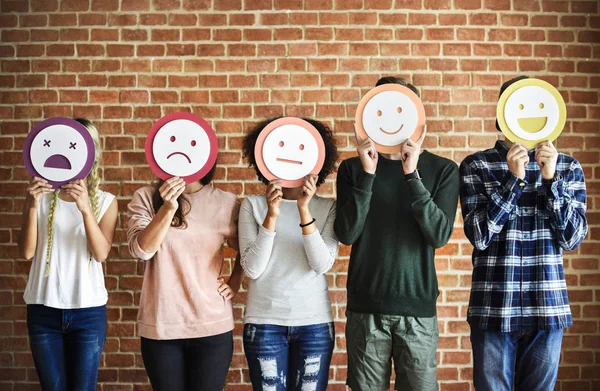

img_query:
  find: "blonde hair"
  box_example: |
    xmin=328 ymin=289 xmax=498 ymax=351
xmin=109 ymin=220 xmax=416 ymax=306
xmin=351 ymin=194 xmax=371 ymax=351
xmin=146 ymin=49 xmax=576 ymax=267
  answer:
xmin=44 ymin=118 xmax=102 ymax=277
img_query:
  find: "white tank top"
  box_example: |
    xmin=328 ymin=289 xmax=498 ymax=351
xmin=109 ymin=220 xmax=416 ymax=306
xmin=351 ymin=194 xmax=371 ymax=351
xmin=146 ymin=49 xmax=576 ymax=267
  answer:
xmin=24 ymin=190 xmax=115 ymax=309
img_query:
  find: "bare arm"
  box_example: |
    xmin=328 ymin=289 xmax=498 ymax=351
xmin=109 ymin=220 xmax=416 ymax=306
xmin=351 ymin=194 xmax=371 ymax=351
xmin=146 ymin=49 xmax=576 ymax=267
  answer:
xmin=83 ymin=199 xmax=118 ymax=262
xmin=18 ymin=178 xmax=53 ymax=260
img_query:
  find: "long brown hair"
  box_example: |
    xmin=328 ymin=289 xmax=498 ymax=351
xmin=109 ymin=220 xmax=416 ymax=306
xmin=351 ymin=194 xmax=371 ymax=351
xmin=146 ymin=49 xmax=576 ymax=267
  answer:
xmin=151 ymin=165 xmax=216 ymax=229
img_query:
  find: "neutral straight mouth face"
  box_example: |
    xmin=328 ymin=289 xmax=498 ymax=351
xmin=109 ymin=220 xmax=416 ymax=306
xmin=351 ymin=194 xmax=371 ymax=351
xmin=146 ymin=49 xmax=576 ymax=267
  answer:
xmin=379 ymin=123 xmax=404 ymax=135
xmin=276 ymin=157 xmax=303 ymax=165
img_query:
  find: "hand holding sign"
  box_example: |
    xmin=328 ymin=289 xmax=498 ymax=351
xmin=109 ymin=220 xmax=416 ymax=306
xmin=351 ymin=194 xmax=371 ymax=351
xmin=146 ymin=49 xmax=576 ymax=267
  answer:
xmin=356 ymin=133 xmax=378 ymax=175
xmin=355 ymin=84 xmax=426 ymax=154
xmin=145 ymin=112 xmax=218 ymax=184
xmin=23 ymin=118 xmax=96 ymax=189
xmin=400 ymin=125 xmax=427 ymax=174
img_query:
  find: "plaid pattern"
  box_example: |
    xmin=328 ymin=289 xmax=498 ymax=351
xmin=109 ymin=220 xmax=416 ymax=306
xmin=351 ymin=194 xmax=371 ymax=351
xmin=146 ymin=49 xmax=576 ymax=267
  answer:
xmin=460 ymin=141 xmax=588 ymax=332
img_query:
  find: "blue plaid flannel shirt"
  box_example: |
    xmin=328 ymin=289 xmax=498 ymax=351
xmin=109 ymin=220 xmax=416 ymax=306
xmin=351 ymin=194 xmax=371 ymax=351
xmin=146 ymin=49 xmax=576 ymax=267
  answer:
xmin=460 ymin=141 xmax=587 ymax=332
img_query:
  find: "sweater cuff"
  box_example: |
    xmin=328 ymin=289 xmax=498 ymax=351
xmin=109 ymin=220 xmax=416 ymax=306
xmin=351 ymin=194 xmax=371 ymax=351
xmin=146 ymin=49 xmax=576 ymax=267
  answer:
xmin=258 ymin=225 xmax=276 ymax=238
xmin=501 ymin=172 xmax=526 ymax=200
xmin=131 ymin=237 xmax=156 ymax=261
xmin=356 ymin=171 xmax=375 ymax=191
xmin=407 ymin=178 xmax=429 ymax=200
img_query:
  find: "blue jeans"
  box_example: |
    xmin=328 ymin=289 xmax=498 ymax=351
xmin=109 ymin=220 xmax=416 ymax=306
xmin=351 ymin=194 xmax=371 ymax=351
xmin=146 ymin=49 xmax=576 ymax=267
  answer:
xmin=243 ymin=323 xmax=335 ymax=391
xmin=470 ymin=325 xmax=563 ymax=391
xmin=27 ymin=304 xmax=107 ymax=391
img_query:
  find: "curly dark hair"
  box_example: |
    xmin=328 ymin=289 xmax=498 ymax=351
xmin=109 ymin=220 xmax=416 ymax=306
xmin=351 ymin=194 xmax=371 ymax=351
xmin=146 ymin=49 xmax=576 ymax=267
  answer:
xmin=242 ymin=117 xmax=338 ymax=187
xmin=151 ymin=165 xmax=216 ymax=229
xmin=376 ymin=76 xmax=420 ymax=98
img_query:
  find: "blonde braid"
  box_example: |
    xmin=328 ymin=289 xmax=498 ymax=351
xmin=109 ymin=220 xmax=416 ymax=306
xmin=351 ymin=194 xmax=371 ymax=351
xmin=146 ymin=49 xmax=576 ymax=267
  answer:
xmin=86 ymin=160 xmax=101 ymax=269
xmin=44 ymin=190 xmax=59 ymax=277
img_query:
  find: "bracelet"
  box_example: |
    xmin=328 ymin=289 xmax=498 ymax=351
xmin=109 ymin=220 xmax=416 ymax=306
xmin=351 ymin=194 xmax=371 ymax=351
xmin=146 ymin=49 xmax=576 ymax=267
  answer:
xmin=300 ymin=218 xmax=316 ymax=228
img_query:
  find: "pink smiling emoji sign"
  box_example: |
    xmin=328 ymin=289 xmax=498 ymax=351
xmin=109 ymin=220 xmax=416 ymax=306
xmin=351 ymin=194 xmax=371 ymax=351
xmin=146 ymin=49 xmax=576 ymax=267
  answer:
xmin=254 ymin=117 xmax=326 ymax=188
xmin=145 ymin=113 xmax=218 ymax=183
xmin=355 ymin=84 xmax=426 ymax=154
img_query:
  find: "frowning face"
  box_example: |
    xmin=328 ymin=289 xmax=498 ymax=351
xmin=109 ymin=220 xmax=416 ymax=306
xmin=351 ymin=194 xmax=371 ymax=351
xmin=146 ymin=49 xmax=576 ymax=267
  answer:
xmin=355 ymin=84 xmax=426 ymax=154
xmin=23 ymin=118 xmax=96 ymax=189
xmin=497 ymin=78 xmax=566 ymax=149
xmin=254 ymin=118 xmax=326 ymax=188
xmin=146 ymin=113 xmax=218 ymax=183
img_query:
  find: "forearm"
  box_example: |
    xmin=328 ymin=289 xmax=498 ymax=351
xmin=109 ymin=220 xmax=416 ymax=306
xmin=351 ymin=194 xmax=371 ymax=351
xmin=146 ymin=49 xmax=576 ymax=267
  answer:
xmin=545 ymin=179 xmax=588 ymax=251
xmin=82 ymin=211 xmax=112 ymax=262
xmin=334 ymin=170 xmax=374 ymax=245
xmin=18 ymin=203 xmax=38 ymax=260
xmin=227 ymin=253 xmax=244 ymax=290
xmin=409 ymin=179 xmax=457 ymax=248
xmin=299 ymin=207 xmax=316 ymax=235
xmin=136 ymin=205 xmax=176 ymax=254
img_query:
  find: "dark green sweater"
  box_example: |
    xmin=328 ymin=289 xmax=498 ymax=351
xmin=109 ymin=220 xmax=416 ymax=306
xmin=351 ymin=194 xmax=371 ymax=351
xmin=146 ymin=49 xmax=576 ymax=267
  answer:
xmin=334 ymin=152 xmax=459 ymax=317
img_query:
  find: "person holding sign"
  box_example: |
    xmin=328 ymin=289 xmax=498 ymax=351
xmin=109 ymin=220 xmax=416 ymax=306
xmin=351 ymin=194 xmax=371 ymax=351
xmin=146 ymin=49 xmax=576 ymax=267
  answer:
xmin=238 ymin=117 xmax=339 ymax=391
xmin=460 ymin=76 xmax=588 ymax=391
xmin=126 ymin=113 xmax=242 ymax=391
xmin=335 ymin=77 xmax=459 ymax=391
xmin=20 ymin=118 xmax=118 ymax=391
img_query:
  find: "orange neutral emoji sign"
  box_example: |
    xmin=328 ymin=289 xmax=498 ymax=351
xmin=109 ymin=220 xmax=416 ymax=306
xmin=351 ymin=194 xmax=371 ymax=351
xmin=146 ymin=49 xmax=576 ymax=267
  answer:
xmin=254 ymin=117 xmax=326 ymax=188
xmin=496 ymin=78 xmax=566 ymax=149
xmin=355 ymin=84 xmax=426 ymax=154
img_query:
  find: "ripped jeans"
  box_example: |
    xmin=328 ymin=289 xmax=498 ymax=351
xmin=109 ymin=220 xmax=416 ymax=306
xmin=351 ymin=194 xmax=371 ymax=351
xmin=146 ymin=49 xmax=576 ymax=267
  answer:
xmin=243 ymin=322 xmax=335 ymax=391
xmin=27 ymin=304 xmax=106 ymax=391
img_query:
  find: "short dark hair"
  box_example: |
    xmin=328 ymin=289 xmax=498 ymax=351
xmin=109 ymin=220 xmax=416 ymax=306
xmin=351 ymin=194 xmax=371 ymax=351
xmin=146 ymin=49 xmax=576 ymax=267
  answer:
xmin=242 ymin=117 xmax=338 ymax=187
xmin=496 ymin=75 xmax=529 ymax=131
xmin=376 ymin=76 xmax=420 ymax=97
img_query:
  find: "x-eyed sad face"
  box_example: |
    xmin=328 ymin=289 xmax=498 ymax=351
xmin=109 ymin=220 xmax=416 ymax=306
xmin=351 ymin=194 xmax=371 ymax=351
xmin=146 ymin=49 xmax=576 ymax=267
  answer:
xmin=355 ymin=84 xmax=426 ymax=154
xmin=24 ymin=118 xmax=96 ymax=189
xmin=146 ymin=113 xmax=218 ymax=183
xmin=255 ymin=118 xmax=326 ymax=188
xmin=497 ymin=79 xmax=566 ymax=149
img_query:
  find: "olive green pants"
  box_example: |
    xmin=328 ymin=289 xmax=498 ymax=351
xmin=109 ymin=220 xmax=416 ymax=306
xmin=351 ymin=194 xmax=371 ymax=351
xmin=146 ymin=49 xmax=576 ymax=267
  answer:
xmin=346 ymin=311 xmax=439 ymax=391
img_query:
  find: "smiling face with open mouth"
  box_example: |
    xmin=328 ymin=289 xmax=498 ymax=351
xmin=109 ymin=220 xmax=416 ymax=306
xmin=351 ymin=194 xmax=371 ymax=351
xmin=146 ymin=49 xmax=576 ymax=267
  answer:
xmin=355 ymin=84 xmax=426 ymax=154
xmin=255 ymin=117 xmax=326 ymax=188
xmin=146 ymin=113 xmax=218 ymax=183
xmin=497 ymin=79 xmax=566 ymax=149
xmin=24 ymin=118 xmax=96 ymax=189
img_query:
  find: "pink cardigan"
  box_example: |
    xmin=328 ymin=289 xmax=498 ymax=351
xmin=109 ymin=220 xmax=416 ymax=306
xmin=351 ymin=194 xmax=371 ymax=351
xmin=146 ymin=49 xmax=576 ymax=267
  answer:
xmin=127 ymin=185 xmax=240 ymax=340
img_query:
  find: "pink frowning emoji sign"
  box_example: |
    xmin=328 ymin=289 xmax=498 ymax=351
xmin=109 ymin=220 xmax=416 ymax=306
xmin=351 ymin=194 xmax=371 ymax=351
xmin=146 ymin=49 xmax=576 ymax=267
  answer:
xmin=254 ymin=117 xmax=326 ymax=188
xmin=23 ymin=117 xmax=96 ymax=189
xmin=145 ymin=113 xmax=218 ymax=183
xmin=355 ymin=84 xmax=426 ymax=154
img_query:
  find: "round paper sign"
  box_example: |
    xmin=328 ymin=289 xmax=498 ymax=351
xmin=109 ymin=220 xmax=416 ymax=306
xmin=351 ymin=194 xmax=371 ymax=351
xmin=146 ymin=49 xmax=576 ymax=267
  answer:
xmin=23 ymin=117 xmax=96 ymax=189
xmin=254 ymin=117 xmax=326 ymax=188
xmin=355 ymin=84 xmax=426 ymax=154
xmin=496 ymin=78 xmax=566 ymax=149
xmin=145 ymin=112 xmax=218 ymax=183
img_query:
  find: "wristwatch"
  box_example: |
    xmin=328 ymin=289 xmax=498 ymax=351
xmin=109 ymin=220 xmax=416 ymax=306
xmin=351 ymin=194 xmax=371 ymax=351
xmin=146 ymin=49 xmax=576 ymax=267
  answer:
xmin=404 ymin=170 xmax=422 ymax=182
xmin=543 ymin=173 xmax=561 ymax=186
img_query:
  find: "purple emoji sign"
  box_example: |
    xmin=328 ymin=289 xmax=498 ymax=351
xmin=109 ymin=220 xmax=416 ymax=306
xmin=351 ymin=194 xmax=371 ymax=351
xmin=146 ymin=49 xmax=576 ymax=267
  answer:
xmin=23 ymin=118 xmax=96 ymax=189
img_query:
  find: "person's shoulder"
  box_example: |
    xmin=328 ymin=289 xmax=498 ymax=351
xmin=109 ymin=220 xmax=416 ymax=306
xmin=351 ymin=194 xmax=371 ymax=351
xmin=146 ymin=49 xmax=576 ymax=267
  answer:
xmin=313 ymin=195 xmax=336 ymax=209
xmin=460 ymin=146 xmax=499 ymax=169
xmin=98 ymin=188 xmax=116 ymax=202
xmin=340 ymin=156 xmax=362 ymax=170
xmin=242 ymin=193 xmax=265 ymax=207
xmin=130 ymin=185 xmax=154 ymax=200
xmin=424 ymin=151 xmax=458 ymax=170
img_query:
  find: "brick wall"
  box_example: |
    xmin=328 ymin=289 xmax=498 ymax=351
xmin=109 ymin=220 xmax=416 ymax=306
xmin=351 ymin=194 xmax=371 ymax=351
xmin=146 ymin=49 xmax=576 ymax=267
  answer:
xmin=0 ymin=0 xmax=599 ymax=390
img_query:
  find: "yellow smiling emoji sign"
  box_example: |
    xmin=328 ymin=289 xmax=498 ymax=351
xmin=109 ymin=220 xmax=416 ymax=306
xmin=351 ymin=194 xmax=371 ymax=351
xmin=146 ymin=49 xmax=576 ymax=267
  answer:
xmin=496 ymin=78 xmax=567 ymax=149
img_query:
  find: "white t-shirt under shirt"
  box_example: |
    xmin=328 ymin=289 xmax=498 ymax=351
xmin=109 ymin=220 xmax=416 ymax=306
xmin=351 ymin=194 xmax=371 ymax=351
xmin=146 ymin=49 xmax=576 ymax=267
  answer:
xmin=238 ymin=195 xmax=339 ymax=326
xmin=24 ymin=190 xmax=115 ymax=309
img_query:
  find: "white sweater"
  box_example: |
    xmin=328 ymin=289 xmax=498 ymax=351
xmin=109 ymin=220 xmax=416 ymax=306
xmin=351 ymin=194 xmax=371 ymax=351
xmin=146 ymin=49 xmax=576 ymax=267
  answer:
xmin=238 ymin=195 xmax=338 ymax=326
